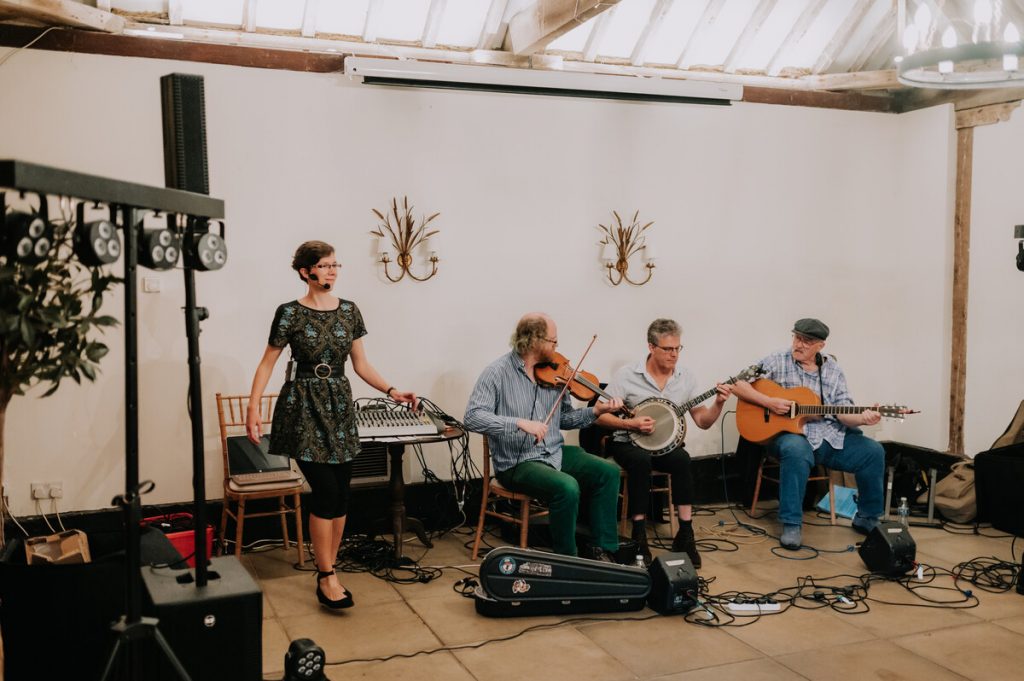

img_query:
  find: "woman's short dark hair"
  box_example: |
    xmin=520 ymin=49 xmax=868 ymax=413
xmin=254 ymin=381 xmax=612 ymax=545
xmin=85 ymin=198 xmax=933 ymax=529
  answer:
xmin=291 ymin=241 xmax=334 ymax=282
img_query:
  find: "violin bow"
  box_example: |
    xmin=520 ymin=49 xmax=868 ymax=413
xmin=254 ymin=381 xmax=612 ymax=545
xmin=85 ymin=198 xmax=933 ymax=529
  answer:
xmin=541 ymin=334 xmax=598 ymax=428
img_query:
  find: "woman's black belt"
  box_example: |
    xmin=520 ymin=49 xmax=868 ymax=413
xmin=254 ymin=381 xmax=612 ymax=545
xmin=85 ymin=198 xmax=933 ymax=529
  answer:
xmin=286 ymin=361 xmax=345 ymax=380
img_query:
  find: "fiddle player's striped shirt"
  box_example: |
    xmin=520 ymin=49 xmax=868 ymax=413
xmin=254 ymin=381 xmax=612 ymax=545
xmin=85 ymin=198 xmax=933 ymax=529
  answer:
xmin=464 ymin=351 xmax=597 ymax=473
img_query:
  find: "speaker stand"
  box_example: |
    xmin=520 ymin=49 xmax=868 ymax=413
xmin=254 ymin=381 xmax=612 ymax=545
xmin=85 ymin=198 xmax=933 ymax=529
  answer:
xmin=100 ymin=616 xmax=192 ymax=681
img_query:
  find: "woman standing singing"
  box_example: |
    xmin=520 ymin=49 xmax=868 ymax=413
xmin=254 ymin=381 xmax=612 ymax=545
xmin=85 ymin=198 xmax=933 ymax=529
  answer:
xmin=246 ymin=240 xmax=416 ymax=609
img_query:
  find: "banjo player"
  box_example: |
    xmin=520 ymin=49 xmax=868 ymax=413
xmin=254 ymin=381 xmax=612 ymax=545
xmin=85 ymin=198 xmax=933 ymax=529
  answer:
xmin=594 ymin=318 xmax=732 ymax=568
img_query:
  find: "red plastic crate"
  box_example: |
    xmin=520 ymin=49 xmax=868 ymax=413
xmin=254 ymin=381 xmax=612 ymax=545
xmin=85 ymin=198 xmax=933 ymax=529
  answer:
xmin=142 ymin=512 xmax=214 ymax=568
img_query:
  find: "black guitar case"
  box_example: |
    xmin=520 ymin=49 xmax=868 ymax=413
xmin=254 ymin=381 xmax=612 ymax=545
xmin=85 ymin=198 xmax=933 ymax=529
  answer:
xmin=474 ymin=547 xmax=650 ymax=618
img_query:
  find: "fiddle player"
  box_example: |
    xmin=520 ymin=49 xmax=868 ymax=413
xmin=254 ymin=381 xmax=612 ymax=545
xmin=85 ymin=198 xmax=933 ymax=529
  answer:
xmin=595 ymin=319 xmax=731 ymax=567
xmin=464 ymin=313 xmax=625 ymax=561
xmin=731 ymin=318 xmax=884 ymax=550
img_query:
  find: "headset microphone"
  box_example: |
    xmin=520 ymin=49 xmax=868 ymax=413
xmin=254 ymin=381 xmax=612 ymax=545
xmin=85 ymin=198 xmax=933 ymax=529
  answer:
xmin=308 ymin=272 xmax=331 ymax=291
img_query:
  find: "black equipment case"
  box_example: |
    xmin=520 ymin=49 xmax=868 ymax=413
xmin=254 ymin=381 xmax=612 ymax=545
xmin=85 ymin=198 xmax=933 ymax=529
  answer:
xmin=474 ymin=547 xmax=650 ymax=617
xmin=975 ymin=442 xmax=1024 ymax=537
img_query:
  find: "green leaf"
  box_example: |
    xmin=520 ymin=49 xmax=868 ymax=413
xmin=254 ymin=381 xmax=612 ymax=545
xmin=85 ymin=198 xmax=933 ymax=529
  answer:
xmin=85 ymin=342 xmax=109 ymax=362
xmin=80 ymin=362 xmax=97 ymax=381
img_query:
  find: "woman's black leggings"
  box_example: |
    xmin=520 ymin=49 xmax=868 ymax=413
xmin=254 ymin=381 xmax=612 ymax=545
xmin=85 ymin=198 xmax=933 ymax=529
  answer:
xmin=295 ymin=459 xmax=354 ymax=519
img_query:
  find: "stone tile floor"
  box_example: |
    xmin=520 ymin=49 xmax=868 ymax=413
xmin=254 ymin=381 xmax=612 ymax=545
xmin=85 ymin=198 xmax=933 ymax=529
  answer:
xmin=227 ymin=506 xmax=1024 ymax=680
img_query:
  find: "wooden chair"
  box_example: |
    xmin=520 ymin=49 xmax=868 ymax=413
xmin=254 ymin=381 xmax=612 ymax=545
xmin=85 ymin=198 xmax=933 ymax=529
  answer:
xmin=471 ymin=439 xmax=549 ymax=560
xmin=750 ymin=450 xmax=836 ymax=525
xmin=619 ymin=469 xmax=678 ymax=537
xmin=215 ymin=393 xmax=306 ymax=565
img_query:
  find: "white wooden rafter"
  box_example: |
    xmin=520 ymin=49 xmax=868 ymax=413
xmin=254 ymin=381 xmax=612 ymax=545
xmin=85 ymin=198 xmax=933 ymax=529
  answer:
xmin=242 ymin=0 xmax=257 ymax=33
xmin=630 ymin=0 xmax=674 ymax=67
xmin=848 ymin=4 xmax=896 ymax=73
xmin=0 ymin=0 xmax=124 ymax=31
xmin=811 ymin=0 xmax=873 ymax=75
xmin=476 ymin=0 xmax=511 ymax=50
xmin=722 ymin=0 xmax=778 ymax=74
xmin=168 ymin=0 xmax=182 ymax=27
xmin=300 ymin=0 xmax=318 ymax=39
xmin=421 ymin=0 xmax=447 ymax=48
xmin=506 ymin=0 xmax=622 ymax=56
xmin=765 ymin=0 xmax=826 ymax=76
xmin=363 ymin=0 xmax=380 ymax=43
xmin=675 ymin=0 xmax=727 ymax=69
xmin=582 ymin=4 xmax=616 ymax=62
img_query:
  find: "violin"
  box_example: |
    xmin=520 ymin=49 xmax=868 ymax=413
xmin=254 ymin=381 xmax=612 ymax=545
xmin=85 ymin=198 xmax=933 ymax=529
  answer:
xmin=535 ymin=351 xmax=633 ymax=416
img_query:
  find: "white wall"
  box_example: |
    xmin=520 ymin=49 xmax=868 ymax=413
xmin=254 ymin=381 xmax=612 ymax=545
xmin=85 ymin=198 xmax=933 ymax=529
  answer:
xmin=965 ymin=111 xmax=1024 ymax=454
xmin=0 ymin=49 xmax=959 ymax=515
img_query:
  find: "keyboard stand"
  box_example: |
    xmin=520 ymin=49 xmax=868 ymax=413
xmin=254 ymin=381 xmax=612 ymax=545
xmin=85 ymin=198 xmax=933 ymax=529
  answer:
xmin=361 ymin=427 xmax=465 ymax=564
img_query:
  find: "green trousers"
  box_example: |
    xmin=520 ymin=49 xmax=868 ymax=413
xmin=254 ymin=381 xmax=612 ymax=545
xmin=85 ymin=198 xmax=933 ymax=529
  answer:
xmin=496 ymin=445 xmax=620 ymax=556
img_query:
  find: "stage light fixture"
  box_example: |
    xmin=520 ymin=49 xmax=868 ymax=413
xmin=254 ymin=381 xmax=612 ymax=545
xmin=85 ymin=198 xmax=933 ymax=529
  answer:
xmin=73 ymin=203 xmax=121 ymax=267
xmin=185 ymin=220 xmax=227 ymax=271
xmin=138 ymin=223 xmax=181 ymax=270
xmin=283 ymin=638 xmax=328 ymax=681
xmin=2 ymin=210 xmax=53 ymax=264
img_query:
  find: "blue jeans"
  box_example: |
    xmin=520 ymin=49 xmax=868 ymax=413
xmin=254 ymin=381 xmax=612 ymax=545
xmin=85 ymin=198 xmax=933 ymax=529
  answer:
xmin=766 ymin=431 xmax=885 ymax=527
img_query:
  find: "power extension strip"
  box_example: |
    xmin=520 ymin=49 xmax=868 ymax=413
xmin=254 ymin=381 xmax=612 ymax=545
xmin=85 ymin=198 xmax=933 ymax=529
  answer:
xmin=726 ymin=601 xmax=781 ymax=614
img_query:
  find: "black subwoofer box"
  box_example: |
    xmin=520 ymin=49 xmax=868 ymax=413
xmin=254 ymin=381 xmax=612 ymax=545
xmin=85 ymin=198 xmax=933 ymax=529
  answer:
xmin=858 ymin=521 xmax=916 ymax=576
xmin=975 ymin=443 xmax=1024 ymax=537
xmin=142 ymin=555 xmax=262 ymax=680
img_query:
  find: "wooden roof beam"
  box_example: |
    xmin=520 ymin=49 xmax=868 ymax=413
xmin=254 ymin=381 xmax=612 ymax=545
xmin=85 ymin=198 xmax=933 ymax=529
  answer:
xmin=804 ymin=69 xmax=899 ymax=91
xmin=811 ymin=0 xmax=872 ymax=75
xmin=675 ymin=0 xmax=726 ymax=69
xmin=765 ymin=0 xmax=826 ymax=76
xmin=630 ymin=0 xmax=674 ymax=67
xmin=722 ymin=0 xmax=777 ymax=74
xmin=505 ymin=0 xmax=622 ymax=56
xmin=0 ymin=0 xmax=124 ymax=32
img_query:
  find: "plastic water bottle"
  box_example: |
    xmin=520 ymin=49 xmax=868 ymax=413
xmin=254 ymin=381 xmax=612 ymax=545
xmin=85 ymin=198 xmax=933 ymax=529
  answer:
xmin=634 ymin=554 xmax=646 ymax=569
xmin=897 ymin=496 xmax=910 ymax=528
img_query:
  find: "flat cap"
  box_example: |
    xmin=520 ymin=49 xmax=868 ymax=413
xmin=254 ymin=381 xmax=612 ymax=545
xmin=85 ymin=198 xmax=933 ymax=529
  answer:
xmin=793 ymin=318 xmax=829 ymax=341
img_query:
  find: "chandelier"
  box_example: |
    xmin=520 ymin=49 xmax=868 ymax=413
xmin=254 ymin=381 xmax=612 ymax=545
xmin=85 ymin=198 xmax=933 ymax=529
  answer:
xmin=896 ymin=0 xmax=1024 ymax=89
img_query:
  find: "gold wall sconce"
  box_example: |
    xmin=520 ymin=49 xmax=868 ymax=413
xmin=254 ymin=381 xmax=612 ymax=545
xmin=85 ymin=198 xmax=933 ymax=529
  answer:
xmin=598 ymin=210 xmax=655 ymax=286
xmin=370 ymin=196 xmax=440 ymax=283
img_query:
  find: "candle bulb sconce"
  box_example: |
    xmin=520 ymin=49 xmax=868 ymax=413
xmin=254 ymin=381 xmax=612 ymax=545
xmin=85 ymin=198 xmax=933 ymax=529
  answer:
xmin=371 ymin=196 xmax=440 ymax=283
xmin=598 ymin=210 xmax=655 ymax=286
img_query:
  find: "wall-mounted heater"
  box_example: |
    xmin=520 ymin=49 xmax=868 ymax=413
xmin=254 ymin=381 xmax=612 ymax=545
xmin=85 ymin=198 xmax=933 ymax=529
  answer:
xmin=344 ymin=57 xmax=742 ymax=106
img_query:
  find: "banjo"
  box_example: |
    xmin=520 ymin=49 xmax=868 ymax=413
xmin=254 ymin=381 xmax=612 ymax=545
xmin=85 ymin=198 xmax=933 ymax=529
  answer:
xmin=628 ymin=364 xmax=764 ymax=456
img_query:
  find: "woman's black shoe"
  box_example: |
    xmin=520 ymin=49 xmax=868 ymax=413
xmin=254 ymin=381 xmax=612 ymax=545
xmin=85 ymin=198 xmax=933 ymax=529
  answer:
xmin=316 ymin=569 xmax=354 ymax=609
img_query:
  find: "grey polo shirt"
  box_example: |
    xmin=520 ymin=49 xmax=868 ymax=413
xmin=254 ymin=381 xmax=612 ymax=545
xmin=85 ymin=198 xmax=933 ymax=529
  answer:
xmin=605 ymin=358 xmax=698 ymax=443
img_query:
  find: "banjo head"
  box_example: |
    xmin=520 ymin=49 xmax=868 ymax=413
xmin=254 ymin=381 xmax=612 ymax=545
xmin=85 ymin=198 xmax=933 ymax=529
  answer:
xmin=628 ymin=397 xmax=685 ymax=456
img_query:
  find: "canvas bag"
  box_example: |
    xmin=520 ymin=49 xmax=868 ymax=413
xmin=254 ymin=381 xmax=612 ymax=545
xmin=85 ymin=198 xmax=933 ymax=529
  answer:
xmin=918 ymin=460 xmax=976 ymax=523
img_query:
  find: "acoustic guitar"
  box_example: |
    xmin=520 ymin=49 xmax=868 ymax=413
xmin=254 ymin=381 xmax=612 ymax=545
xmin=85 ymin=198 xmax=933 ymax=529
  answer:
xmin=736 ymin=378 xmax=917 ymax=444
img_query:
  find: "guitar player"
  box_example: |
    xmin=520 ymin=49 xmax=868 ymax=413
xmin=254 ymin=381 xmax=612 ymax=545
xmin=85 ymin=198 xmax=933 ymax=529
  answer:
xmin=731 ymin=318 xmax=885 ymax=550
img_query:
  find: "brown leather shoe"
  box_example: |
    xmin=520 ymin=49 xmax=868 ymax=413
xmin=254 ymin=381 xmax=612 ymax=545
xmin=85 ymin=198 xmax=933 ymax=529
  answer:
xmin=671 ymin=524 xmax=701 ymax=569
